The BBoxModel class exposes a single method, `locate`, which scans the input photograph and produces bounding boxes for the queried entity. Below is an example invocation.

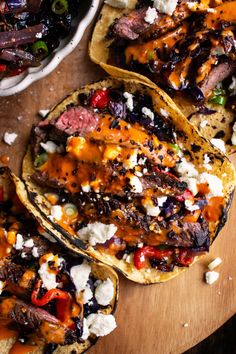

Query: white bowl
[0,0,100,96]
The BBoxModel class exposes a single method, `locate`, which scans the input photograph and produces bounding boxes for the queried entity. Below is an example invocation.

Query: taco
[0,167,118,353]
[90,0,236,153]
[22,77,236,284]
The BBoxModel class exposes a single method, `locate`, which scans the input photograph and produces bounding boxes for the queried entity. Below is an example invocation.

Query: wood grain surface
[0,20,236,354]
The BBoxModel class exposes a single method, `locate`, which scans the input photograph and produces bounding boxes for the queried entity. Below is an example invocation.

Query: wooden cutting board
[0,21,236,354]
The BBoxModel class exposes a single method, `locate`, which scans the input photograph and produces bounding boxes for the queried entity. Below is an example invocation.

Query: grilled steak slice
[0,297,59,328]
[143,171,187,194]
[0,262,25,284]
[110,3,191,41]
[39,106,100,136]
[198,61,236,98]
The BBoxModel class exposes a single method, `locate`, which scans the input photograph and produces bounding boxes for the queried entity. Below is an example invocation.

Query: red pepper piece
[176,189,193,202]
[134,246,173,270]
[0,64,7,72]
[31,280,70,307]
[90,89,110,109]
[175,249,194,266]
[0,187,4,202]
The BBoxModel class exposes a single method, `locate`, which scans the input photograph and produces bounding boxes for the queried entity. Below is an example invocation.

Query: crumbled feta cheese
[229,76,236,96]
[95,278,114,306]
[40,141,61,154]
[180,177,198,196]
[160,108,169,118]
[70,261,91,293]
[49,205,63,221]
[104,0,128,8]
[210,138,226,153]
[231,122,236,146]
[200,120,208,129]
[137,242,144,248]
[142,199,160,217]
[205,271,219,285]
[14,233,24,250]
[157,196,167,207]
[0,280,5,295]
[203,154,212,171]
[185,200,200,212]
[138,157,147,165]
[83,284,93,304]
[81,318,90,340]
[144,7,158,24]
[3,132,18,146]
[24,238,34,248]
[86,314,117,337]
[123,92,134,112]
[81,183,91,193]
[135,171,143,177]
[142,106,155,120]
[153,0,178,15]
[123,149,138,169]
[199,173,223,197]
[208,257,222,271]
[38,109,49,118]
[36,32,42,38]
[38,255,60,290]
[129,175,143,194]
[176,157,199,178]
[207,7,216,13]
[78,222,117,246]
[32,247,39,258]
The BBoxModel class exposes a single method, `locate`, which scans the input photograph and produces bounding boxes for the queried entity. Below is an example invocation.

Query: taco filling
[27,81,229,276]
[91,0,236,150]
[0,168,117,353]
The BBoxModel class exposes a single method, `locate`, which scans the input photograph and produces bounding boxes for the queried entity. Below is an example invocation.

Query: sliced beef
[110,3,191,41]
[39,106,100,135]
[198,61,236,98]
[143,171,187,195]
[0,262,25,284]
[0,297,59,329]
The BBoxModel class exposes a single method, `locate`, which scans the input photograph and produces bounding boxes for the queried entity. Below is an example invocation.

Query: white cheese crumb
[104,0,128,8]
[95,278,114,306]
[49,205,63,221]
[123,149,138,169]
[160,108,169,118]
[83,284,93,304]
[144,7,158,24]
[137,242,144,248]
[210,138,226,153]
[81,183,91,193]
[14,233,24,250]
[38,255,59,290]
[142,200,160,217]
[200,120,208,129]
[180,177,198,196]
[231,122,236,146]
[3,132,18,146]
[70,261,91,294]
[32,247,39,258]
[138,157,147,165]
[81,318,90,340]
[205,271,219,285]
[123,92,134,112]
[203,154,212,171]
[185,200,200,212]
[207,7,216,13]
[229,76,236,96]
[157,196,167,207]
[176,157,199,178]
[40,141,62,154]
[78,222,117,246]
[86,314,117,337]
[153,0,178,15]
[24,238,34,248]
[129,175,143,194]
[142,106,155,120]
[208,257,222,271]
[199,173,223,197]
[38,109,49,118]
[0,281,5,295]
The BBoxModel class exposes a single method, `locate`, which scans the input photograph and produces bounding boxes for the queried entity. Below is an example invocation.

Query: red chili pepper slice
[176,189,193,202]
[134,246,173,270]
[175,249,194,266]
[0,187,4,202]
[31,280,70,307]
[0,64,7,72]
[90,89,110,109]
